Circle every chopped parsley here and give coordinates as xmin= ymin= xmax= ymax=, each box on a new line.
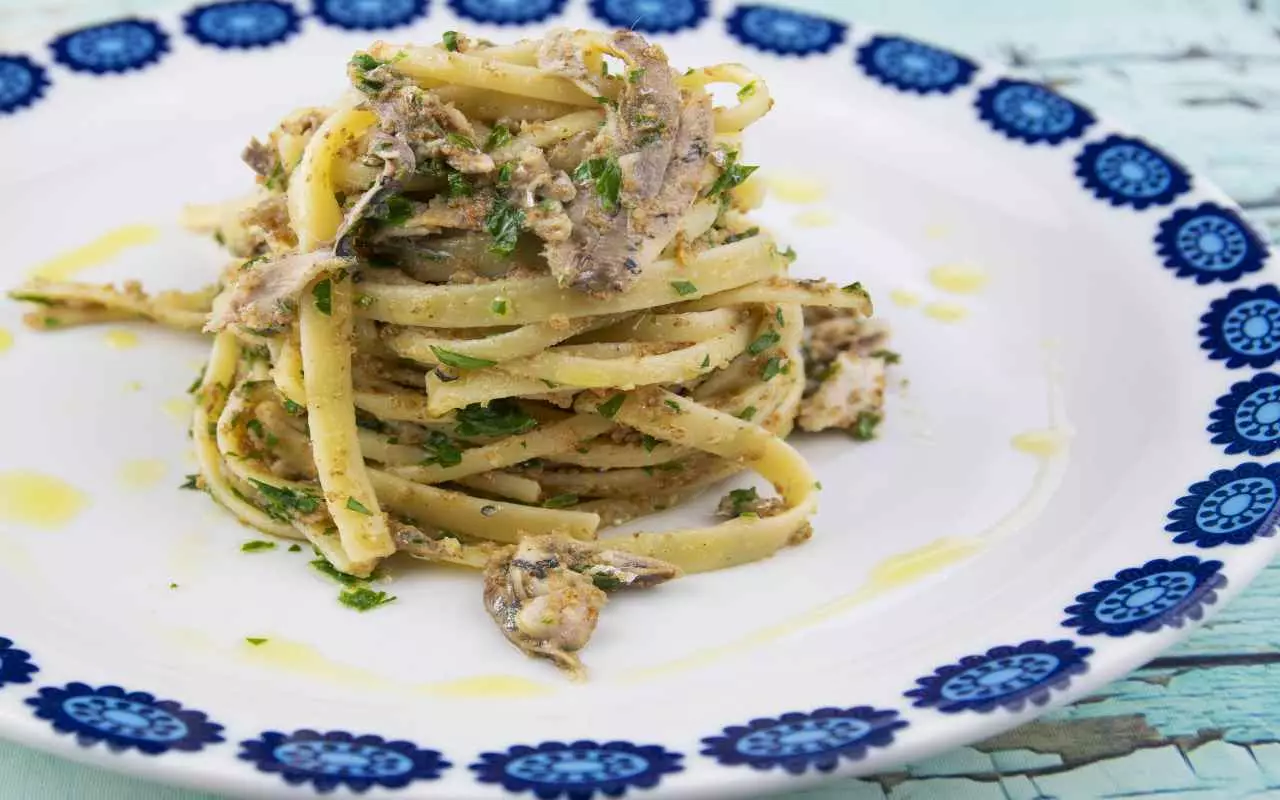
xmin=761 ymin=356 xmax=784 ymax=381
xmin=737 ymin=81 xmax=757 ymax=100
xmin=455 ymin=400 xmax=538 ymax=437
xmin=724 ymin=227 xmax=759 ymax=244
xmin=726 ymin=487 xmax=759 ymax=516
xmin=706 ymin=151 xmax=759 ymax=200
xmin=641 ymin=434 xmax=659 ymax=452
xmin=484 ymin=124 xmax=512 ymax=151
xmin=701 ymin=355 xmax=711 ymax=368
xmin=663 ymin=399 xmax=681 ymax=413
xmin=572 ymin=157 xmax=623 ymax=212
xmin=737 ymin=406 xmax=757 ymax=421
xmin=311 ymin=557 xmax=363 ymax=586
xmin=180 ymin=474 xmax=200 ymax=490
xmin=283 ymin=398 xmax=304 ymax=415
xmin=587 ymin=572 xmax=624 ymax=591
xmin=851 ymin=411 xmax=882 ymax=441
xmin=420 ymin=431 xmax=464 ymax=467
xmin=670 ymin=280 xmax=698 ymax=296
xmin=248 ymin=478 xmax=319 ymax=521
xmin=355 ymin=294 xmax=374 ymax=309
xmin=241 ymin=540 xmax=276 ymax=552
xmin=187 ymin=366 xmax=206 ymax=394
xmin=595 ymin=393 xmax=626 ymax=419
xmin=169 ymin=583 xmax=178 ymax=589
xmin=447 ymin=171 xmax=472 ymax=198
xmin=431 ymin=346 xmax=497 ymax=370
xmin=491 ymin=297 xmax=508 ymax=315
xmin=339 ymin=587 xmax=397 ymax=612
xmin=288 ymin=544 xmax=302 ymax=552
xmin=382 ymin=196 xmax=414 ymax=226
xmin=871 ymin=349 xmax=901 ymax=364
xmin=446 ymin=131 xmax=477 ymax=151
xmin=496 ymin=162 xmax=514 ymax=185
xmin=775 ymin=308 xmax=785 ymax=327
xmin=312 ymin=279 xmax=332 ymax=315
xmin=779 ymin=245 xmax=797 ymax=262
xmin=246 ymin=418 xmax=265 ymax=439
xmin=628 ymin=67 xmax=646 ymax=83
xmin=264 ymin=160 xmax=285 ymax=191
xmin=543 ymin=493 xmax=579 ymax=509
xmin=842 ymin=281 xmax=865 ymax=294
xmin=245 ymin=637 xmax=268 ymax=646
xmin=748 ymin=329 xmax=781 ymax=355
xmin=484 ymin=197 xmax=525 ymax=256
xmin=442 ymin=31 xmax=460 ymax=51
xmin=346 ymin=497 xmax=373 ymax=516
xmin=350 ymin=53 xmax=381 ymax=72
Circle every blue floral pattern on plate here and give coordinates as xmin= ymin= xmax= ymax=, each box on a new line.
xmin=906 ymin=640 xmax=1093 ymax=713
xmin=183 ymin=1 xmax=302 ymax=50
xmin=1166 ymin=463 xmax=1280 ymax=548
xmin=700 ymin=706 xmax=906 ymax=774
xmin=239 ymin=729 xmax=450 ymax=792
xmin=1200 ymin=285 xmax=1280 ymax=369
xmin=50 ymin=18 xmax=169 ymax=75
xmin=1074 ymin=134 xmax=1191 ymax=209
xmin=1155 ymin=202 xmax=1268 ymax=284
xmin=855 ymin=35 xmax=977 ymax=95
xmin=27 ymin=683 xmax=224 ymax=754
xmin=974 ymin=78 xmax=1094 ymax=145
xmin=0 ymin=55 xmax=50 ymax=116
xmin=448 ymin=0 xmax=567 ymax=25
xmin=1062 ymin=556 xmax=1226 ymax=637
xmin=0 ymin=637 xmax=38 ymax=688
xmin=471 ymin=740 xmax=683 ymax=798
xmin=725 ymin=5 xmax=847 ymax=57
xmin=313 ymin=0 xmax=428 ymax=30
xmin=1210 ymin=373 xmax=1280 ymax=456
xmin=588 ymin=0 xmax=710 ymax=34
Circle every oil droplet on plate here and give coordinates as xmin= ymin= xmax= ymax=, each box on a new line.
xmin=419 ymin=675 xmax=554 ymax=699
xmin=929 ymin=263 xmax=988 ymax=294
xmin=239 ymin=638 xmax=385 ymax=688
xmin=125 ymin=380 xmax=143 ymax=392
xmin=763 ymin=174 xmax=827 ymax=204
xmin=162 ymin=397 xmax=194 ymax=424
xmin=889 ymin=289 xmax=922 ymax=308
xmin=119 ymin=459 xmax=167 ymax=490
xmin=0 ymin=328 xmax=12 ymax=354
xmin=104 ymin=329 xmax=140 ymax=350
xmin=29 ymin=224 xmax=160 ymax=281
xmin=924 ymin=302 xmax=968 ymax=322
xmin=792 ymin=209 xmax=836 ymax=228
xmin=924 ymin=224 xmax=950 ymax=240
xmin=865 ymin=537 xmax=984 ymax=594
xmin=0 ymin=471 xmax=89 ymax=529
xmin=1012 ymin=428 xmax=1070 ymax=458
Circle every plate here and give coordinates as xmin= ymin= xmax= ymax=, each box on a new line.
xmin=1 ymin=1 xmax=1278 ymax=797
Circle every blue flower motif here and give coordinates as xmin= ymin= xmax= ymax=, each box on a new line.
xmin=906 ymin=639 xmax=1092 ymax=713
xmin=239 ymin=729 xmax=450 ymax=793
xmin=1199 ymin=285 xmax=1280 ymax=369
xmin=1166 ymin=462 xmax=1280 ymax=548
xmin=1210 ymin=373 xmax=1280 ymax=456
xmin=183 ymin=1 xmax=302 ymax=50
xmin=0 ymin=637 xmax=39 ymax=688
xmin=313 ymin=0 xmax=428 ymax=30
xmin=700 ymin=706 xmax=906 ymax=774
xmin=974 ymin=78 xmax=1094 ymax=145
xmin=448 ymin=0 xmax=567 ymax=25
xmin=471 ymin=740 xmax=683 ymax=799
xmin=1074 ymin=134 xmax=1191 ymax=209
xmin=50 ymin=18 xmax=169 ymax=75
xmin=1155 ymin=203 xmax=1269 ymax=285
xmin=0 ymin=55 xmax=50 ymax=116
xmin=725 ymin=5 xmax=847 ymax=57
xmin=26 ymin=683 xmax=224 ymax=754
xmin=855 ymin=35 xmax=977 ymax=95
xmin=1062 ymin=556 xmax=1226 ymax=637
xmin=588 ymin=0 xmax=710 ymax=34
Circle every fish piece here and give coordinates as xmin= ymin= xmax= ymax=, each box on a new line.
xmin=205 ymin=250 xmax=351 ymax=333
xmin=334 ymin=133 xmax=415 ymax=257
xmin=797 ymin=352 xmax=886 ymax=433
xmin=482 ymin=532 xmax=680 ymax=677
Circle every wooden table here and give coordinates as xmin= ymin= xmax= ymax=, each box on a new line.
xmin=1 ymin=1 xmax=1278 ymax=797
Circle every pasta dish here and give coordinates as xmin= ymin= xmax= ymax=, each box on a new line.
xmin=8 ymin=29 xmax=893 ymax=677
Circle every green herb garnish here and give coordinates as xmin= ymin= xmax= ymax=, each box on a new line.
xmin=245 ymin=637 xmax=268 ymax=646
xmin=283 ymin=399 xmax=304 ymax=415
xmin=779 ymin=246 xmax=797 ymax=262
xmin=484 ymin=124 xmax=512 ymax=150
xmin=420 ymin=431 xmax=464 ymax=467
xmin=288 ymin=544 xmax=302 ymax=552
xmin=339 ymin=587 xmax=396 ymax=612
xmin=180 ymin=474 xmax=200 ymax=490
xmin=355 ymin=294 xmax=374 ymax=309
xmin=497 ymin=162 xmax=514 ymax=185
xmin=851 ymin=411 xmax=882 ymax=441
xmin=871 ymin=349 xmax=901 ymax=364
xmin=382 ymin=196 xmax=414 ymax=226
xmin=761 ymin=357 xmax=783 ymax=381
xmin=663 ymin=399 xmax=681 ymax=413
xmin=446 ymin=132 xmax=476 ymax=151
xmin=737 ymin=81 xmax=757 ymax=100
xmin=701 ymin=355 xmax=711 ymax=368
xmin=748 ymin=329 xmax=780 ymax=355
xmin=724 ymin=227 xmax=759 ymax=244
xmin=311 ymin=280 xmax=332 ymax=315
xmin=737 ymin=406 xmax=757 ymax=421
xmin=248 ymin=478 xmax=320 ymax=521
xmin=628 ymin=67 xmax=646 ymax=83
xmin=241 ymin=540 xmax=276 ymax=552
xmin=670 ymin=281 xmax=697 ymax=296
xmin=484 ymin=197 xmax=525 ymax=256
xmin=842 ymin=281 xmax=865 ymax=294
xmin=447 ymin=171 xmax=472 ymax=198
xmin=572 ymin=157 xmax=623 ymax=212
xmin=706 ymin=151 xmax=759 ymax=199
xmin=775 ymin=308 xmax=785 ymax=327
xmin=346 ymin=497 xmax=373 ymax=516
xmin=726 ymin=487 xmax=759 ymax=516
xmin=543 ymin=493 xmax=579 ymax=509
xmin=641 ymin=434 xmax=659 ymax=452
xmin=596 ymin=393 xmax=626 ymax=419
xmin=455 ymin=400 xmax=538 ymax=437
xmin=491 ymin=297 xmax=508 ymax=315
xmin=442 ymin=31 xmax=460 ymax=51
xmin=311 ymin=557 xmax=363 ymax=586
xmin=431 ymin=346 xmax=497 ymax=370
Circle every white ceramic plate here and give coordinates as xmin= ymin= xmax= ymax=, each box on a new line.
xmin=2 ymin=1 xmax=1279 ymax=797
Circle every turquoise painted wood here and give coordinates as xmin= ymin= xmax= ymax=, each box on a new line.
xmin=1 ymin=0 xmax=1278 ymax=797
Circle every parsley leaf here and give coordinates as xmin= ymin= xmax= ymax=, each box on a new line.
xmin=748 ymin=329 xmax=781 ymax=355
xmin=701 ymin=355 xmax=711 ymax=368
xmin=283 ymin=399 xmax=304 ymax=415
xmin=670 ymin=281 xmax=697 ymax=296
xmin=484 ymin=124 xmax=512 ymax=151
xmin=484 ymin=197 xmax=525 ymax=256
xmin=180 ymin=474 xmax=200 ymax=490
xmin=455 ymin=400 xmax=538 ymax=437
xmin=851 ymin=411 xmax=882 ymax=441
xmin=245 ymin=637 xmax=268 ymax=646
xmin=737 ymin=406 xmax=757 ymax=421
xmin=779 ymin=245 xmax=797 ymax=262
xmin=871 ymin=349 xmax=901 ymax=364
xmin=241 ymin=540 xmax=276 ymax=552
xmin=248 ymin=478 xmax=319 ymax=521
xmin=706 ymin=151 xmax=759 ymax=199
xmin=663 ymin=399 xmax=681 ymax=413
xmin=572 ymin=157 xmax=623 ymax=212
xmin=431 ymin=346 xmax=497 ymax=370
xmin=596 ymin=393 xmax=626 ymax=419
xmin=761 ymin=356 xmax=784 ymax=381
xmin=641 ymin=434 xmax=659 ymax=452
xmin=543 ymin=493 xmax=579 ymax=509
xmin=628 ymin=67 xmax=646 ymax=83
xmin=382 ymin=196 xmax=414 ymax=226
xmin=496 ymin=162 xmax=514 ymax=185
xmin=339 ymin=587 xmax=396 ymax=612
xmin=737 ymin=81 xmax=757 ymax=100
xmin=346 ymin=497 xmax=373 ymax=516
xmin=491 ymin=297 xmax=508 ymax=315
xmin=842 ymin=281 xmax=865 ymax=294
xmin=312 ymin=279 xmax=332 ymax=316
xmin=775 ymin=308 xmax=785 ymax=327
xmin=311 ymin=557 xmax=363 ymax=586
xmin=724 ymin=226 xmax=759 ymax=244
xmin=420 ymin=431 xmax=464 ymax=467
xmin=288 ymin=544 xmax=302 ymax=552
xmin=727 ymin=487 xmax=759 ymax=516
xmin=442 ymin=31 xmax=460 ymax=51
xmin=446 ymin=131 xmax=476 ymax=151
xmin=447 ymin=171 xmax=472 ymax=198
